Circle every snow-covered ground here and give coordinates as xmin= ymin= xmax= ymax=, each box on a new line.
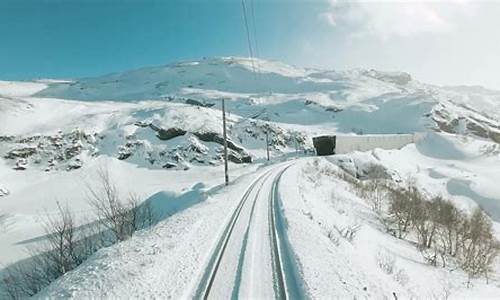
xmin=2 ymin=57 xmax=500 ymax=298
xmin=281 ymin=155 xmax=500 ymax=299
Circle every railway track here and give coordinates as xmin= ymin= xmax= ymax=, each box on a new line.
xmin=194 ymin=163 xmax=305 ymax=299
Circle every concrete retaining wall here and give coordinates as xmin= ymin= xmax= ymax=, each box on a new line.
xmin=334 ymin=133 xmax=426 ymax=154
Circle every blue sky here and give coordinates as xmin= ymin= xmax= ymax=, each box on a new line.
xmin=1 ymin=0 xmax=500 ymax=90
xmin=0 ymin=0 xmax=327 ymax=79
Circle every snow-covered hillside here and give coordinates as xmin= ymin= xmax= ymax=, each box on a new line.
xmin=34 ymin=57 xmax=500 ymax=140
xmin=1 ymin=57 xmax=500 ymax=299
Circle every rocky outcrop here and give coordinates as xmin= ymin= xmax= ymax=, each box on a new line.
xmin=433 ymin=109 xmax=500 ymax=144
xmin=185 ymin=99 xmax=215 ymax=108
xmin=159 ymin=128 xmax=186 ymax=140
xmin=193 ymin=132 xmax=243 ymax=152
xmin=5 ymin=147 xmax=37 ymax=159
xmin=152 ymin=126 xmax=187 ymax=141
xmin=0 ymin=130 xmax=98 ymax=171
xmin=193 ymin=132 xmax=252 ymax=163
xmin=364 ymin=69 xmax=412 ymax=85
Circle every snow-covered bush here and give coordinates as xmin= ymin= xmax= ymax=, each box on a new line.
xmin=393 ymin=269 xmax=409 ymax=286
xmin=376 ymin=248 xmax=410 ymax=286
xmin=376 ymin=249 xmax=396 ymax=275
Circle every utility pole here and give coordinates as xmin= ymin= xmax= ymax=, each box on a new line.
xmin=222 ymin=99 xmax=229 ymax=186
xmin=295 ymin=135 xmax=299 ymax=157
xmin=265 ymin=127 xmax=270 ymax=161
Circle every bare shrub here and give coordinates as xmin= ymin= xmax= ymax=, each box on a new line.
xmin=412 ymin=198 xmax=436 ymax=249
xmin=457 ymin=208 xmax=500 ymax=286
xmin=365 ymin=180 xmax=387 ymax=213
xmin=41 ymin=202 xmax=82 ymax=275
xmin=333 ymin=160 xmax=500 ymax=285
xmin=393 ymin=269 xmax=409 ymax=286
xmin=334 ymin=223 xmax=361 ymax=242
xmin=336 ymin=169 xmax=359 ymax=186
xmin=86 ymin=169 xmax=152 ymax=242
xmin=386 ymin=186 xmax=418 ymax=239
xmin=345 ymin=164 xmax=389 ymax=213
xmin=2 ymin=258 xmax=52 ymax=298
xmin=2 ymin=171 xmax=155 ymax=299
xmin=327 ymin=230 xmax=340 ymax=246
xmin=376 ymin=249 xmax=396 ymax=275
xmin=0 ymin=213 xmax=9 ymax=233
xmin=432 ymin=198 xmax=462 ymax=258
xmin=422 ymin=198 xmax=464 ymax=267
xmin=2 ymin=203 xmax=81 ymax=298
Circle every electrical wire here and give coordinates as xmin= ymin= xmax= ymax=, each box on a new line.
xmin=241 ymin=0 xmax=256 ymax=74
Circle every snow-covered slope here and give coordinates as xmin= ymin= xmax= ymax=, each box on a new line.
xmin=2 ymin=57 xmax=500 ymax=299
xmin=35 ymin=57 xmax=500 ymax=140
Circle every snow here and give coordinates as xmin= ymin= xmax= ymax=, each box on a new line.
xmin=34 ymin=163 xmax=280 ymax=299
xmin=0 ymin=154 xmax=260 ymax=268
xmin=1 ymin=57 xmax=500 ymax=298
xmin=0 ymin=81 xmax=47 ymax=97
xmin=278 ymin=158 xmax=500 ymax=298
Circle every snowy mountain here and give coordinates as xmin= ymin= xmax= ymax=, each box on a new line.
xmin=34 ymin=57 xmax=500 ymax=139
xmin=1 ymin=57 xmax=500 ymax=299
xmin=2 ymin=57 xmax=499 ymax=172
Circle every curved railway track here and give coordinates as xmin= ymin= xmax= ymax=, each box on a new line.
xmin=194 ymin=163 xmax=305 ymax=299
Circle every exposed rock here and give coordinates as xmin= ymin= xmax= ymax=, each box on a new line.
xmin=1 ymin=130 xmax=97 ymax=171
xmin=325 ymin=106 xmax=343 ymax=113
xmin=14 ymin=159 xmax=28 ymax=170
xmin=241 ymin=155 xmax=252 ymax=163
xmin=489 ymin=131 xmax=500 ymax=144
xmin=193 ymin=132 xmax=245 ymax=153
xmin=152 ymin=126 xmax=187 ymax=141
xmin=226 ymin=150 xmax=252 ymax=164
xmin=185 ymin=99 xmax=214 ymax=107
xmin=228 ymin=152 xmax=243 ymax=163
xmin=117 ymin=150 xmax=132 ymax=160
xmin=64 ymin=143 xmax=82 ymax=160
xmin=0 ymin=186 xmax=10 ymax=197
xmin=364 ymin=70 xmax=412 ymax=85
xmin=162 ymin=162 xmax=177 ymax=169
xmin=134 ymin=121 xmax=150 ymax=128
xmin=67 ymin=159 xmax=82 ymax=171
xmin=0 ymin=136 xmax=15 ymax=142
xmin=5 ymin=147 xmax=37 ymax=159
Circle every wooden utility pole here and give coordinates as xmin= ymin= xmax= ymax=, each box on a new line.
xmin=265 ymin=128 xmax=270 ymax=161
xmin=295 ymin=135 xmax=299 ymax=157
xmin=222 ymin=99 xmax=229 ymax=185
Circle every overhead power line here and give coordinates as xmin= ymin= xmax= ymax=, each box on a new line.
xmin=250 ymin=0 xmax=260 ymax=59
xmin=241 ymin=0 xmax=256 ymax=74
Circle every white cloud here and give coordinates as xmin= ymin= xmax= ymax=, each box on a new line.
xmin=321 ymin=0 xmax=475 ymax=39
